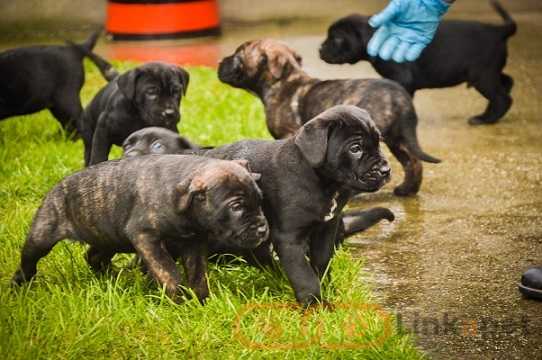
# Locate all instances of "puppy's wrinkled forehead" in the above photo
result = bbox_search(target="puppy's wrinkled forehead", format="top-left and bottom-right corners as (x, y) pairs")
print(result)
(137, 62), (182, 87)
(325, 105), (381, 145)
(198, 162), (261, 197)
(236, 40), (297, 72)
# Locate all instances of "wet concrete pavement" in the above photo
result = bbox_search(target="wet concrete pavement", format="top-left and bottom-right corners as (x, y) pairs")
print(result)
(2, 1), (541, 358)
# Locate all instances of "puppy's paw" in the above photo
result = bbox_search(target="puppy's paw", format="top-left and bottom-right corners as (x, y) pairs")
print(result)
(393, 185), (418, 197)
(468, 116), (498, 126)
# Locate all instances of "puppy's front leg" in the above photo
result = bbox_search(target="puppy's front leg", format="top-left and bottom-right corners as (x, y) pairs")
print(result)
(131, 232), (182, 299)
(179, 240), (209, 304)
(89, 113), (113, 165)
(274, 230), (322, 307)
(309, 217), (340, 279)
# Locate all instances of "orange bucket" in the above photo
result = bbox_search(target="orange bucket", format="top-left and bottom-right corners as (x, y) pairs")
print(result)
(106, 0), (221, 40)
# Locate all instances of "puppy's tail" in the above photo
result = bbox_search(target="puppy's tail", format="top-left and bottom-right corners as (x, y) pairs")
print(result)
(490, 0), (517, 38)
(402, 118), (442, 164)
(66, 29), (119, 82)
(342, 207), (395, 237)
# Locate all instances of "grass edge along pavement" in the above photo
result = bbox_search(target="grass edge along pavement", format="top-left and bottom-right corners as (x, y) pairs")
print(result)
(0, 61), (423, 359)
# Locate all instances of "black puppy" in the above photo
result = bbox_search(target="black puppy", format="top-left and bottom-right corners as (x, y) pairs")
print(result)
(78, 62), (189, 166)
(201, 105), (391, 306)
(218, 39), (440, 196)
(0, 30), (117, 135)
(131, 106), (389, 306)
(11, 155), (268, 303)
(123, 126), (395, 243)
(320, 0), (516, 125)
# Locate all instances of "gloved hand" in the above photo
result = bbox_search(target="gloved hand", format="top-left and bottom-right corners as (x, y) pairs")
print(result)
(367, 0), (450, 63)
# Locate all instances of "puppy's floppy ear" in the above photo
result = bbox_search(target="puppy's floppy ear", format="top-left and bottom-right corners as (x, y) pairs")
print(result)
(176, 177), (206, 213)
(117, 68), (141, 101)
(175, 67), (190, 95)
(294, 109), (338, 168)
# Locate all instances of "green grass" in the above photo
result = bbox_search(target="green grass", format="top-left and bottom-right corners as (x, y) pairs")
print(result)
(0, 62), (422, 359)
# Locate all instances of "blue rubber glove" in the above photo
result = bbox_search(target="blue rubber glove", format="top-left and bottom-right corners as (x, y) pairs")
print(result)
(367, 0), (450, 63)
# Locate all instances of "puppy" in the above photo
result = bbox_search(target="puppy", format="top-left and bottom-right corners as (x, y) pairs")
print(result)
(320, 0), (516, 125)
(0, 30), (117, 135)
(129, 106), (388, 306)
(78, 62), (189, 166)
(123, 126), (395, 244)
(122, 126), (202, 154)
(11, 155), (268, 304)
(218, 39), (440, 196)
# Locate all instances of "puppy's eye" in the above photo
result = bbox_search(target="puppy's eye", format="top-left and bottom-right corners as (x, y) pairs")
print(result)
(349, 143), (363, 155)
(229, 200), (244, 212)
(334, 37), (345, 47)
(146, 88), (159, 100)
(150, 141), (164, 153)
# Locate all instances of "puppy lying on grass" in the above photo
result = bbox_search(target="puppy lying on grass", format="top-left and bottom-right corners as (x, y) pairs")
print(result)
(11, 155), (268, 304)
(218, 39), (440, 196)
(126, 106), (391, 307)
(320, 0), (516, 125)
(123, 126), (394, 244)
(78, 62), (190, 166)
(0, 29), (117, 136)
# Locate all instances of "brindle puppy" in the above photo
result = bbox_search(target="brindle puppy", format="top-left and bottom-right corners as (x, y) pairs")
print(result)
(218, 39), (441, 196)
(122, 126), (395, 243)
(11, 155), (268, 304)
(78, 62), (189, 166)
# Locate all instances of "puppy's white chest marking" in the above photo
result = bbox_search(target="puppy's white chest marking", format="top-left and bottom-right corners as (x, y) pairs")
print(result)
(324, 192), (340, 222)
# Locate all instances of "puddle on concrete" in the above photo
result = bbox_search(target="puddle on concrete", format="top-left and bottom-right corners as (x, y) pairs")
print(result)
(1, 1), (541, 358)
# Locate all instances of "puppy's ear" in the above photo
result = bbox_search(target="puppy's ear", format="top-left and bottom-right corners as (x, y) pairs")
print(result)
(176, 177), (206, 213)
(294, 113), (335, 168)
(269, 51), (302, 80)
(175, 67), (190, 95)
(117, 68), (141, 101)
(177, 136), (197, 150)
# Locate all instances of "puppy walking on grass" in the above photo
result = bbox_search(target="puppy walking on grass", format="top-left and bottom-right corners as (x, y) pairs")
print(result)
(0, 30), (116, 136)
(11, 155), (269, 304)
(78, 62), (190, 166)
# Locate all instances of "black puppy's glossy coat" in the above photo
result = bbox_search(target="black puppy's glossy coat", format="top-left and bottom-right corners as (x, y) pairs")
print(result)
(320, 0), (516, 125)
(134, 105), (390, 306)
(218, 39), (439, 196)
(123, 126), (395, 242)
(79, 62), (189, 166)
(11, 155), (268, 303)
(0, 30), (116, 135)
(201, 106), (391, 305)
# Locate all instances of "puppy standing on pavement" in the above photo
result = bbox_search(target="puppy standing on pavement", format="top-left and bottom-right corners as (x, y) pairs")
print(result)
(0, 30), (117, 135)
(218, 39), (440, 196)
(11, 155), (268, 304)
(78, 62), (189, 166)
(320, 0), (516, 125)
(123, 126), (395, 244)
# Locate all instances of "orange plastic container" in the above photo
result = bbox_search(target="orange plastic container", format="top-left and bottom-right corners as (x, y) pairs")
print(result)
(106, 0), (221, 40)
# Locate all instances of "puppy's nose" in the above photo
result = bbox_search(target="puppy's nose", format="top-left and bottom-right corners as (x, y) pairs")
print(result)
(379, 164), (391, 177)
(162, 108), (176, 117)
